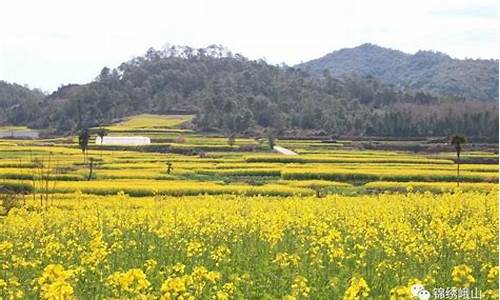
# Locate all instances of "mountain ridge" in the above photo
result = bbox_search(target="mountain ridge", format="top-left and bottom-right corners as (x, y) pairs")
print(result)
(296, 43), (499, 101)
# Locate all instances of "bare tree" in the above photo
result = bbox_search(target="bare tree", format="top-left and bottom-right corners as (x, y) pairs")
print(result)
(87, 157), (95, 181)
(266, 131), (276, 150)
(78, 128), (90, 163)
(450, 134), (466, 187)
(227, 134), (236, 148)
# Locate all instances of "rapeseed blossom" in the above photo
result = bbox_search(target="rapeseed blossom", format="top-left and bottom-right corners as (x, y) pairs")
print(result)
(37, 264), (75, 300)
(343, 277), (370, 300)
(0, 190), (497, 298)
(451, 264), (476, 287)
(106, 268), (150, 297)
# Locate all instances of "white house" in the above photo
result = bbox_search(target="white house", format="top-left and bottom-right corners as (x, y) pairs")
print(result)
(96, 136), (151, 145)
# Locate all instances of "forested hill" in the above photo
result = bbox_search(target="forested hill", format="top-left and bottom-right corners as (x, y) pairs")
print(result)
(3, 45), (499, 140)
(0, 81), (45, 123)
(296, 43), (499, 102)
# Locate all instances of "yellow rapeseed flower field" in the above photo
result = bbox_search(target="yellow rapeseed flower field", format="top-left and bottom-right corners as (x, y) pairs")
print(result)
(0, 190), (497, 299)
(0, 121), (498, 299)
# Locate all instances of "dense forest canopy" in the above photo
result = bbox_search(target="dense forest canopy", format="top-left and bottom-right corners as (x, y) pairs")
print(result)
(296, 43), (499, 102)
(1, 44), (498, 140)
(0, 81), (45, 125)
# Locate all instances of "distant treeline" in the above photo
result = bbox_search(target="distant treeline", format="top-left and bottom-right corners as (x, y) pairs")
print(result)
(1, 45), (498, 140)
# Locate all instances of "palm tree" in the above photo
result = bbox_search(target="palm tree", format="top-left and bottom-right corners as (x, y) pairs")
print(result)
(450, 134), (466, 187)
(78, 128), (90, 163)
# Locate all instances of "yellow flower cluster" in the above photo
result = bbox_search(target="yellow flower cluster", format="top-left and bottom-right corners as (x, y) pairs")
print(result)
(186, 241), (204, 258)
(0, 277), (24, 299)
(81, 232), (109, 269)
(487, 266), (499, 283)
(451, 264), (476, 287)
(0, 241), (13, 253)
(210, 245), (231, 266)
(389, 285), (412, 300)
(106, 268), (150, 297)
(343, 277), (370, 300)
(160, 266), (221, 299)
(37, 264), (75, 300)
(273, 252), (301, 268)
(283, 276), (311, 299)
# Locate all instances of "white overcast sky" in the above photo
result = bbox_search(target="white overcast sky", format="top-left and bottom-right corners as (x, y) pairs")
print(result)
(0, 0), (498, 92)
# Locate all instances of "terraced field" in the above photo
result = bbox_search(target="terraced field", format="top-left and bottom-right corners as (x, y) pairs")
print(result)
(0, 115), (498, 299)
